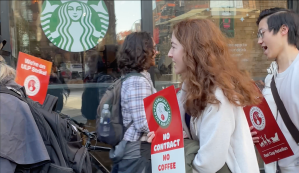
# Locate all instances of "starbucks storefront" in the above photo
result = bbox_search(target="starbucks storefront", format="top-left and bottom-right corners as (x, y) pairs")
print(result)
(1, 0), (298, 172)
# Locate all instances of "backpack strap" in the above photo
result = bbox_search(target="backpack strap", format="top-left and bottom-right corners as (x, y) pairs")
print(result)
(73, 147), (91, 173)
(42, 94), (58, 112)
(124, 120), (144, 141)
(270, 76), (299, 145)
(121, 72), (154, 94)
(0, 85), (27, 103)
(125, 121), (134, 130)
(121, 72), (144, 82)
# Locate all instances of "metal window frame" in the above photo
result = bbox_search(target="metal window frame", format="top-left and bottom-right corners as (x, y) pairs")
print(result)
(288, 0), (299, 13)
(141, 0), (155, 86)
(0, 1), (12, 66)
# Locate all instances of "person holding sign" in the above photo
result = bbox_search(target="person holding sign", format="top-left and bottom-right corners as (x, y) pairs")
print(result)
(166, 19), (262, 173)
(110, 32), (158, 173)
(252, 8), (299, 173)
(0, 56), (49, 173)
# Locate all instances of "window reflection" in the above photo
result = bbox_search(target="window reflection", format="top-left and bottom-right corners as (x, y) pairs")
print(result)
(9, 0), (141, 130)
(81, 50), (115, 130)
(0, 2), (1, 35)
(47, 55), (70, 113)
(152, 0), (288, 171)
(9, 1), (141, 170)
(153, 0), (287, 90)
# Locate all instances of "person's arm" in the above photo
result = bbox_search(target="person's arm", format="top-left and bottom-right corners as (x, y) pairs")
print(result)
(0, 157), (17, 173)
(128, 77), (152, 133)
(192, 92), (235, 173)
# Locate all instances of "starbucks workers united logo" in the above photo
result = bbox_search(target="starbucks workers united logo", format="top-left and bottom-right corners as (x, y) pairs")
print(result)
(153, 97), (172, 128)
(41, 0), (109, 52)
(250, 106), (266, 131)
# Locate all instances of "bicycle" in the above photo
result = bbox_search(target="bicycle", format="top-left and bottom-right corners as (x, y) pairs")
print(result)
(71, 118), (112, 173)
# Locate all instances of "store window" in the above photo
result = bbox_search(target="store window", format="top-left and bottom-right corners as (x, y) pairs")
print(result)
(5, 0), (294, 172)
(9, 0), (141, 131)
(0, 2), (1, 35)
(152, 0), (288, 89)
(152, 0), (288, 171)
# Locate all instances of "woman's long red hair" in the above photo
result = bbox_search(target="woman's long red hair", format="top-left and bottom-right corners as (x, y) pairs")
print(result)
(173, 19), (262, 117)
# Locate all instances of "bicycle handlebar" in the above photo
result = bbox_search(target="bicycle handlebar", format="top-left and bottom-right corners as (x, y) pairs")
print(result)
(65, 115), (112, 152)
(88, 146), (111, 151)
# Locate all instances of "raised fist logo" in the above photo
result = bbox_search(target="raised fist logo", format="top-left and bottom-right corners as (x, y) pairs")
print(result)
(250, 107), (266, 131)
(253, 112), (262, 125)
(28, 80), (36, 91)
(153, 97), (172, 128)
(161, 114), (165, 121)
(24, 75), (40, 96)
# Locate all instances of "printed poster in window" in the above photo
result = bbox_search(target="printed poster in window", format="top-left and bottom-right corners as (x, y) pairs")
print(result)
(220, 18), (234, 38)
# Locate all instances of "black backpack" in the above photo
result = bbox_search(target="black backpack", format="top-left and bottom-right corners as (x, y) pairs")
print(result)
(0, 86), (92, 173)
(96, 72), (146, 146)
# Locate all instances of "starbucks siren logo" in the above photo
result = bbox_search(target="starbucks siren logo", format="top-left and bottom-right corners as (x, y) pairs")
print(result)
(41, 0), (109, 52)
(153, 97), (172, 128)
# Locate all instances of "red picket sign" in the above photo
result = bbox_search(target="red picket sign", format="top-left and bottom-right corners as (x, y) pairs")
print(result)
(143, 85), (185, 172)
(244, 97), (294, 164)
(15, 52), (52, 104)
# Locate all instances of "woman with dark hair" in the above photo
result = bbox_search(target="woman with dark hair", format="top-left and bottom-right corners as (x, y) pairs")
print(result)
(149, 19), (262, 172)
(110, 32), (157, 173)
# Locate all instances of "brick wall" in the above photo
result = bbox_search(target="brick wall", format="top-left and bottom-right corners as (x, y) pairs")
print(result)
(155, 0), (288, 82)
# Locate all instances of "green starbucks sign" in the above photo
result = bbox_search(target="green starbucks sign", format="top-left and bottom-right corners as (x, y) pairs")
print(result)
(41, 0), (109, 52)
(153, 97), (172, 128)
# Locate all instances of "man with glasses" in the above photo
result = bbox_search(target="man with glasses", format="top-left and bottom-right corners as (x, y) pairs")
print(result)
(252, 8), (299, 173)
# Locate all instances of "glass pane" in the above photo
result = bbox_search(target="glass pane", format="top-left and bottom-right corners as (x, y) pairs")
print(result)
(0, 2), (1, 35)
(152, 0), (287, 90)
(9, 1), (141, 171)
(152, 0), (287, 172)
(9, 0), (141, 129)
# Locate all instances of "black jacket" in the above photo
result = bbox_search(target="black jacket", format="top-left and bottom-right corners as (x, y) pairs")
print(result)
(0, 81), (49, 173)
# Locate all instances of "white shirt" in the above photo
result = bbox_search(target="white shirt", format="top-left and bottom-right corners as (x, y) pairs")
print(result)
(275, 54), (299, 168)
(263, 56), (299, 173)
(179, 88), (259, 173)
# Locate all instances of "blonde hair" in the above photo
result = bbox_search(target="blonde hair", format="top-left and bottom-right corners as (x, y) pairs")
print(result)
(0, 56), (16, 84)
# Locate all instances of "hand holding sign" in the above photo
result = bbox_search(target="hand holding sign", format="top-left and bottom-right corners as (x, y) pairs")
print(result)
(250, 126), (260, 143)
(143, 85), (185, 173)
(244, 98), (294, 164)
(147, 131), (155, 143)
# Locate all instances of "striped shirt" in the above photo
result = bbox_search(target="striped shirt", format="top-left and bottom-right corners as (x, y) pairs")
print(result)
(121, 71), (156, 142)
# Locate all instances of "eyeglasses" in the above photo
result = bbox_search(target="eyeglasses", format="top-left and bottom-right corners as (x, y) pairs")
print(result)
(257, 29), (268, 39)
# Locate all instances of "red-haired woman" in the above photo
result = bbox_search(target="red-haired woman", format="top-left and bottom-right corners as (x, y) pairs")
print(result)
(164, 19), (261, 173)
